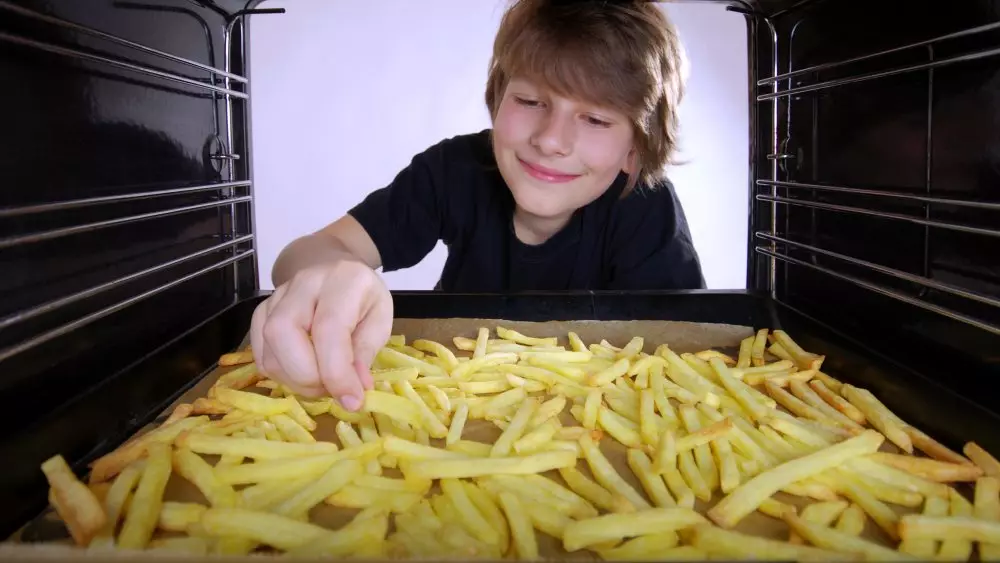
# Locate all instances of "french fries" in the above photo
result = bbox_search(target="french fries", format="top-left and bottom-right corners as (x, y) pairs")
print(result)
(32, 325), (999, 561)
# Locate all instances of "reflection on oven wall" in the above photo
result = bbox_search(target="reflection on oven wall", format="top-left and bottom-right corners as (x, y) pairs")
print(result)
(248, 0), (750, 291)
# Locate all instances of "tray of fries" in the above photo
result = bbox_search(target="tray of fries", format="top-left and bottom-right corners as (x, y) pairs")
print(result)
(6, 313), (1000, 561)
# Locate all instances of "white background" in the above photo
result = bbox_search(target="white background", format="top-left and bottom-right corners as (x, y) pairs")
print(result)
(249, 0), (749, 290)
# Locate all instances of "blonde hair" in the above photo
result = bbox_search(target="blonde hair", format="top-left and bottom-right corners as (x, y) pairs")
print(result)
(485, 0), (688, 192)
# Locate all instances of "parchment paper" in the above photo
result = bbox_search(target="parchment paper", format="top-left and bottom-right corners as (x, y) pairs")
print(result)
(10, 317), (928, 560)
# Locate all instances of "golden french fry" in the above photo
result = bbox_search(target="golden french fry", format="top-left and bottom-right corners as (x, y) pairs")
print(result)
(172, 447), (238, 508)
(89, 416), (208, 483)
(750, 328), (768, 366)
(579, 434), (651, 510)
(870, 452), (984, 482)
(840, 385), (912, 453)
(707, 430), (884, 528)
(771, 330), (825, 371)
(834, 502), (866, 536)
(689, 523), (855, 561)
(118, 442), (172, 549)
(157, 501), (207, 532)
(965, 442), (1000, 477)
(406, 449), (576, 480)
(562, 508), (708, 552)
(782, 510), (913, 560)
(809, 379), (865, 424)
(41, 455), (107, 546)
(627, 449), (675, 507)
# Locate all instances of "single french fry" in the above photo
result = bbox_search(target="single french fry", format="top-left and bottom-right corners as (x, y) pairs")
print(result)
(200, 508), (338, 551)
(771, 330), (824, 371)
(177, 432), (337, 460)
(965, 442), (1000, 477)
(578, 434), (651, 511)
(737, 335), (754, 368)
(89, 416), (208, 483)
(809, 379), (865, 424)
(710, 358), (768, 422)
(556, 467), (621, 513)
(594, 532), (681, 560)
(870, 452), (984, 482)
(750, 328), (768, 366)
(707, 430), (884, 528)
(789, 379), (865, 432)
(406, 450), (576, 480)
(492, 398), (538, 457)
(238, 477), (312, 511)
(845, 456), (950, 498)
(562, 508), (708, 552)
(782, 511), (912, 560)
(376, 346), (446, 377)
(689, 523), (856, 561)
(273, 459), (363, 517)
(627, 449), (675, 507)
(118, 442), (172, 549)
(840, 385), (912, 453)
(834, 502), (866, 536)
(41, 455), (107, 546)
(496, 491), (537, 559)
(172, 447), (238, 508)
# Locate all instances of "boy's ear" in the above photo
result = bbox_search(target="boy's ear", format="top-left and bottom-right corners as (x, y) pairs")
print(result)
(623, 148), (639, 174)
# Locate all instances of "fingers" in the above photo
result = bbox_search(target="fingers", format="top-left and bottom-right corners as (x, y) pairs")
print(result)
(261, 276), (323, 392)
(311, 273), (372, 410)
(351, 288), (394, 392)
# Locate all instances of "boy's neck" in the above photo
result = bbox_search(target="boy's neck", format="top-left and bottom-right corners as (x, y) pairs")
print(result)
(512, 206), (573, 246)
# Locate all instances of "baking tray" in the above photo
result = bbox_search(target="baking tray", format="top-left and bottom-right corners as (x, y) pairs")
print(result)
(3, 290), (1000, 551)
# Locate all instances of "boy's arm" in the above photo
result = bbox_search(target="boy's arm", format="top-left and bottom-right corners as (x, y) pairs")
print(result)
(271, 215), (381, 288)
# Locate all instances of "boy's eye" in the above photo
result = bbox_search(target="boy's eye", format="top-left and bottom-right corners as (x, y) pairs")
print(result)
(514, 96), (543, 108)
(584, 115), (612, 128)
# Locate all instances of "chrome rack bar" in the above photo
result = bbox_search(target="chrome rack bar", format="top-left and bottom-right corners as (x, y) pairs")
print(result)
(756, 247), (1000, 337)
(0, 251), (254, 364)
(756, 194), (1000, 239)
(0, 0), (247, 84)
(0, 181), (251, 218)
(757, 21), (1000, 85)
(0, 196), (252, 250)
(756, 232), (1000, 309)
(756, 180), (1000, 211)
(0, 31), (248, 99)
(757, 45), (1000, 101)
(0, 235), (254, 332)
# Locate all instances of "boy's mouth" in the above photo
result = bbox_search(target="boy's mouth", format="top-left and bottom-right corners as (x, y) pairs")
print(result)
(518, 158), (580, 183)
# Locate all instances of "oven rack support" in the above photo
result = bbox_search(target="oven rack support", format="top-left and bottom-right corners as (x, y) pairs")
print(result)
(0, 3), (270, 373)
(751, 7), (1000, 339)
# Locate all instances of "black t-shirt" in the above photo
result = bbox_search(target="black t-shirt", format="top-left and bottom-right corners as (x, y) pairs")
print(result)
(348, 129), (706, 292)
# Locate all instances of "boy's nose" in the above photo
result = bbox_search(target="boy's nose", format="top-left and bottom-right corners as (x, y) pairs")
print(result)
(531, 113), (574, 157)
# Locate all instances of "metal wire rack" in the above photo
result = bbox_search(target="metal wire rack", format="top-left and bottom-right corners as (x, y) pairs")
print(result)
(0, 2), (279, 389)
(750, 3), (1000, 342)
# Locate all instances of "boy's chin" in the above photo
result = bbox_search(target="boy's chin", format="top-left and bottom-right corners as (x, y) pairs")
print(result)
(510, 190), (575, 220)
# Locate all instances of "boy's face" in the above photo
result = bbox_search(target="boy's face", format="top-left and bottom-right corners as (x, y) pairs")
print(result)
(492, 78), (635, 222)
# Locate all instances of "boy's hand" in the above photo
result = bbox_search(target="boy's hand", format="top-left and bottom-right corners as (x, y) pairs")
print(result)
(249, 261), (392, 410)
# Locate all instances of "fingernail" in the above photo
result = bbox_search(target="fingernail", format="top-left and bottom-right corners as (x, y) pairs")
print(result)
(342, 394), (361, 411)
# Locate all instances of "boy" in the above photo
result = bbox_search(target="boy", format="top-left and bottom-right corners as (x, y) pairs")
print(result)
(250, 0), (705, 408)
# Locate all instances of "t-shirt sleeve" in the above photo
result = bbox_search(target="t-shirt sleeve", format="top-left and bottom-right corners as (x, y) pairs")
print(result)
(347, 137), (461, 272)
(603, 180), (707, 290)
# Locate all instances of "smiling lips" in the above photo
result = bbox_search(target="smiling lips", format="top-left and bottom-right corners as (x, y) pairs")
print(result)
(519, 158), (581, 183)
